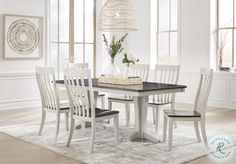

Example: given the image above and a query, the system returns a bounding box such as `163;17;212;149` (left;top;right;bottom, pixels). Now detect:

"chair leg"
81;121;86;136
66;118;75;147
65;112;69;131
200;120;208;150
114;115;119;143
163;115;167;142
153;108;156;124
107;99;112;124
125;102;130;127
155;106;159;132
101;95;105;109
55;113;60;138
171;102;177;128
108;99;112;110
168;118;173;151
174;121;178;129
90;122;96;153
38;110;46;136
194;121;201;142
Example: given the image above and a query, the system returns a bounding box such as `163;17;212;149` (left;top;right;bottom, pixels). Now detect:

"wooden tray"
98;75;142;85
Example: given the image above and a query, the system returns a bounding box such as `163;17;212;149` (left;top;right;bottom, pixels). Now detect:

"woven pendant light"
99;0;137;32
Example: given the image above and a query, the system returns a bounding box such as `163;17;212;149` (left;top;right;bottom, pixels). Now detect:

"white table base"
131;96;160;142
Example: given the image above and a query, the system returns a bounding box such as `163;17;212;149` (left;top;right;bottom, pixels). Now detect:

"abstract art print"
4;14;43;59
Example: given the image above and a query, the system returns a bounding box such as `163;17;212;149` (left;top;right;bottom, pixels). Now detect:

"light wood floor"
0;133;85;164
0;103;236;164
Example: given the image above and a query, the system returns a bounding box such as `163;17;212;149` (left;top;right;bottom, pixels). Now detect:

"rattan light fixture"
98;0;137;32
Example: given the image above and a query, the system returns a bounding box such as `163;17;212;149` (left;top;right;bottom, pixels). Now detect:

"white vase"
105;62;120;76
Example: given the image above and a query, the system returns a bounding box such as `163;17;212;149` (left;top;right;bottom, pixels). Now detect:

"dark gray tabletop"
56;78;186;93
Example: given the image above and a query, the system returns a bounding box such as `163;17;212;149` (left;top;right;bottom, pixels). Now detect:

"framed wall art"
3;14;43;59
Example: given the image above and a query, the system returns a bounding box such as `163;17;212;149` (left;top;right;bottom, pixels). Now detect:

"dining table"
56;78;187;142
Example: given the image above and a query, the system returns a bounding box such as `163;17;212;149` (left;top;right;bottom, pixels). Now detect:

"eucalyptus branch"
102;34;109;48
102;33;128;63
119;33;128;43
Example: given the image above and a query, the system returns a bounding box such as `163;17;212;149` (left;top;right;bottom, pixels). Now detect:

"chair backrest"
64;68;95;119
194;68;213;117
129;64;149;81
35;67;59;111
154;65;180;84
67;63;89;70
153;65;180;103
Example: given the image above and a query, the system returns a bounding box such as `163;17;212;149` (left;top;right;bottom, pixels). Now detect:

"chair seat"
108;96;133;102
44;102;70;110
148;101;171;106
95;108;119;117
60;102;70;110
74;108;119;118
164;110;201;118
98;94;105;97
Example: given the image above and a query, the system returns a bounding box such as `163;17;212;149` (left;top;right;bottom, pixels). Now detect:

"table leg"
131;96;160;142
134;96;145;139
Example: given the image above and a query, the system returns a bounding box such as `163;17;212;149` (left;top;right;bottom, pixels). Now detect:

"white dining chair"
163;68;213;151
108;64;149;126
64;68;119;153
148;65;180;132
35;67;70;138
67;62;106;109
67;62;89;69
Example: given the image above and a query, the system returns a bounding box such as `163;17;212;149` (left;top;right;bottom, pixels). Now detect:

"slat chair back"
194;68;213;118
153;65;180;104
64;68;95;120
68;62;105;108
129;64;150;81
67;63;89;69
36;67;59;111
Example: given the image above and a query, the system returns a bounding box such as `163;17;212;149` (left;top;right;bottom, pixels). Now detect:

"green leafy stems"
102;33;128;64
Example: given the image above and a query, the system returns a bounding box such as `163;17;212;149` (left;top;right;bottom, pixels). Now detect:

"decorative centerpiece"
103;33;128;75
122;53;139;77
99;40;142;85
98;75;142;85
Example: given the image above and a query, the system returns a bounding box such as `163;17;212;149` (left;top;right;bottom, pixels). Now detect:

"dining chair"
67;62;89;69
163;68;213;151
67;62;106;109
148;65;180;132
64;68;119;153
108;64;149;127
35;67;70;138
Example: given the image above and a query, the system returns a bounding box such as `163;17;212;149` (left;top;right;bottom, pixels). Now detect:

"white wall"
97;0;236;109
126;0;151;65
179;0;210;71
0;0;46;110
176;0;236;109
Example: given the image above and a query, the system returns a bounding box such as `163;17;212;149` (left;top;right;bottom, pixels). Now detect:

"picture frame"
3;14;43;59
